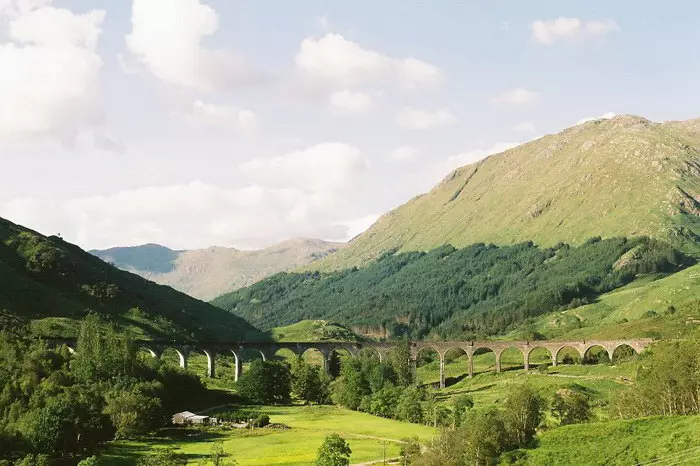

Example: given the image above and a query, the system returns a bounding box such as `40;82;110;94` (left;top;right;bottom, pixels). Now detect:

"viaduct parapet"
47;338;653;389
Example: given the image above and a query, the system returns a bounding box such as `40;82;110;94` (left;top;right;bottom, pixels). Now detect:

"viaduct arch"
48;338;652;388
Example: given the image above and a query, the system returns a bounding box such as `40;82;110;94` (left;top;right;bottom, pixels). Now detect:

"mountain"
0;216;260;340
91;239;344;301
312;115;700;271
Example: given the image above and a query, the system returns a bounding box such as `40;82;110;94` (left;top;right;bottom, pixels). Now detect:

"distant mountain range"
91;239;344;301
312;115;700;271
0;217;260;340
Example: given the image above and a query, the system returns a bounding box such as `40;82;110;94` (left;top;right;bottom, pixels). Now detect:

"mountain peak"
310;114;700;271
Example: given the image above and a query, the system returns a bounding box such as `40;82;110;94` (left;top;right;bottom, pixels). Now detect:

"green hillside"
0;217;260;340
213;237;690;338
312;115;700;271
511;263;700;341
270;320;369;342
519;415;700;465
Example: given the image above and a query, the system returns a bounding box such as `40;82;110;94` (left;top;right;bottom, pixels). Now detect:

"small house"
172;411;210;425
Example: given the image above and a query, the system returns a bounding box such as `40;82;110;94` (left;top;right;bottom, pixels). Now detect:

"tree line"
214;237;690;338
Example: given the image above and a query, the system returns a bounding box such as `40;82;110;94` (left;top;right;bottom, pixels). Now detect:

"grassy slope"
312;116;700;271
0;217;260;340
511;264;700;340
519;415;700;465
102;405;435;466
270;320;368;342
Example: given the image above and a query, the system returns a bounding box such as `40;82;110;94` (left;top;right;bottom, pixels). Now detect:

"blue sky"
1;0;699;250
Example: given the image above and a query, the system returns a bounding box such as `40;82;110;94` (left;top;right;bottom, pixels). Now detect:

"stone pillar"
322;352;331;375
524;355;530;371
234;353;242;382
205;350;216;378
177;349;188;371
468;354;474;378
495;352;501;373
552;348;559;367
439;354;446;389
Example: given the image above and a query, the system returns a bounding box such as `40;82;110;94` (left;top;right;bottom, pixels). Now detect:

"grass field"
518;415;700;465
101;405;436;466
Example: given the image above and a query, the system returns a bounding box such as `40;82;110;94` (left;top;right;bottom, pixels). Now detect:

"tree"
452;394;474;428
461;409;508;465
331;359;370;410
316;433;352;466
396;387;424;424
208;441;237;466
71;314;138;383
369;386;401;418
137;448;188;466
236;360;291;404
389;337;413;387
399;437;422;465
104;382;163;439
552;389;592;425
22;395;78;453
291;358;329;404
503;384;545;448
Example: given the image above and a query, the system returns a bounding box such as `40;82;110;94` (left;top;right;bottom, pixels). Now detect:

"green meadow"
101;405;436;466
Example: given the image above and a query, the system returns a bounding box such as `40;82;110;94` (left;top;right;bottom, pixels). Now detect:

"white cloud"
1;142;373;249
395;107;455;130
241;142;368;192
388;146;420;162
295;33;442;90
336;213;380;240
0;182;351;250
576;112;617;125
491;88;539;105
0;1;104;142
172;100;259;133
329;90;373;115
530;17;620;45
437;142;520;178
125;0;257;91
513;122;536;133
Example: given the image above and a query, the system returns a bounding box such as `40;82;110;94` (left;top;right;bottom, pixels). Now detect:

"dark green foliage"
137;448;188;466
0;217;259;340
418;409;509;465
214;237;690;337
503;384;545;448
0;315;206;462
316;433;352;466
290;358;330;404
452;394;474;428
396;387;424;424
551;390;592;425
236;360;291;404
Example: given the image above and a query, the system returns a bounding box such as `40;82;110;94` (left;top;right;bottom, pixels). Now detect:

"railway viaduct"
47;338;653;389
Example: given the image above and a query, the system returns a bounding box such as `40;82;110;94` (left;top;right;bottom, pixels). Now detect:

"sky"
1;0;699;251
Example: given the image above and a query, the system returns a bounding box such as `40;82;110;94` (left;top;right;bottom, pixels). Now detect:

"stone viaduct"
48;337;652;389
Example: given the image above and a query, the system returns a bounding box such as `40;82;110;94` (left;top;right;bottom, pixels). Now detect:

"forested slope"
0;217;260;340
213;237;690;338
